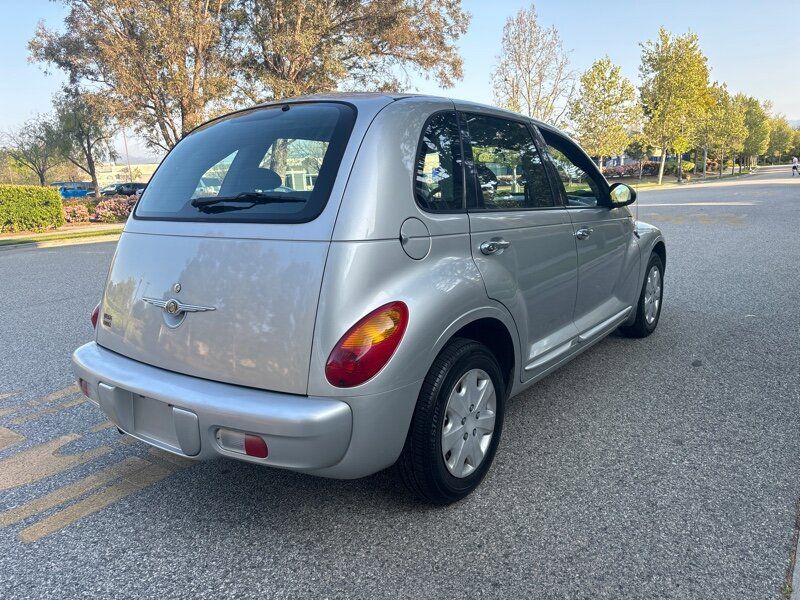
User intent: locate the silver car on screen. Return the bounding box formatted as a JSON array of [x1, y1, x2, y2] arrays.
[[72, 94, 665, 504]]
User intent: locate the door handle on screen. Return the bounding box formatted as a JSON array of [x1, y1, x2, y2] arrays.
[[480, 238, 511, 255], [575, 227, 593, 240]]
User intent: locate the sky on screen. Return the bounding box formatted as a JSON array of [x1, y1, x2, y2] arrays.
[[1, 0, 797, 161]]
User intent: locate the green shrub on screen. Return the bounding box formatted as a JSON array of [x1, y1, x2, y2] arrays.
[[664, 160, 695, 176], [0, 185, 65, 233]]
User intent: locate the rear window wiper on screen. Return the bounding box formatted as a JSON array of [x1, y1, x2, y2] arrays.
[[191, 191, 306, 208]]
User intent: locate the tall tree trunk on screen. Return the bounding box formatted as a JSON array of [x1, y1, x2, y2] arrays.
[[657, 149, 667, 185], [702, 147, 708, 179], [693, 148, 698, 175], [719, 151, 724, 179], [269, 139, 289, 182], [597, 156, 603, 170], [86, 151, 101, 199], [677, 152, 683, 184]]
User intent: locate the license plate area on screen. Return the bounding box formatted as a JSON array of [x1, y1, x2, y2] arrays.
[[133, 394, 179, 449]]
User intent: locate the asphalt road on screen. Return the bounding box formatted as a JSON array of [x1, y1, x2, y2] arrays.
[[1, 165, 799, 598]]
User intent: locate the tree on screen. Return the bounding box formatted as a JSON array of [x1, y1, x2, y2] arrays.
[[491, 3, 574, 126], [639, 28, 710, 184], [568, 57, 639, 169], [3, 116, 62, 185], [736, 95, 771, 169], [31, 0, 238, 151], [791, 129, 800, 159], [53, 90, 117, 197], [625, 133, 654, 180], [234, 0, 470, 101], [705, 85, 746, 178], [767, 115, 793, 163]]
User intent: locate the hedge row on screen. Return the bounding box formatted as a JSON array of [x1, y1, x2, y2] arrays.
[[0, 185, 65, 233]]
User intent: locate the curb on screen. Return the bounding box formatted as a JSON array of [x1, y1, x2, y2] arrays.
[[0, 234, 121, 253], [634, 169, 759, 192]]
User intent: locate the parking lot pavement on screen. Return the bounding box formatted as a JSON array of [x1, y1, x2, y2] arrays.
[[1, 165, 799, 598]]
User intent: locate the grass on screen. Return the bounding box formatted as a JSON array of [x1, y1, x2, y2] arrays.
[[0, 225, 123, 247]]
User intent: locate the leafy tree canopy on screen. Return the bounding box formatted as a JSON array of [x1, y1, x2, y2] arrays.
[[569, 57, 639, 166]]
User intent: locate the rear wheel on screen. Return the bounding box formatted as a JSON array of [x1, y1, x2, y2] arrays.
[[621, 253, 664, 338], [398, 338, 505, 504]]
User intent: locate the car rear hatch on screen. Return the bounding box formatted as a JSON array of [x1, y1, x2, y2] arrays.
[[95, 97, 391, 395]]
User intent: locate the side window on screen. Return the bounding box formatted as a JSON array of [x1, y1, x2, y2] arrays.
[[542, 132, 604, 208], [260, 138, 329, 192], [193, 151, 237, 198], [463, 113, 554, 210], [414, 111, 464, 212]]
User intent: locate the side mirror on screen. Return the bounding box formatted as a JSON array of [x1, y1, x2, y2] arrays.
[[608, 182, 636, 207]]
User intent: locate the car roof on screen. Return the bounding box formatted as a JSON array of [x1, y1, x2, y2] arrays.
[[253, 92, 554, 130]]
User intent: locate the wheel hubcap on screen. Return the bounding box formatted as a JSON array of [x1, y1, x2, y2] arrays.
[[644, 266, 662, 325], [441, 368, 496, 478]]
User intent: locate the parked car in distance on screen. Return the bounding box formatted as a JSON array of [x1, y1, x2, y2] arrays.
[[101, 182, 147, 196], [73, 93, 665, 504], [53, 181, 95, 199]]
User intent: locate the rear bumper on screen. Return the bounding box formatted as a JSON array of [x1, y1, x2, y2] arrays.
[[72, 343, 421, 478]]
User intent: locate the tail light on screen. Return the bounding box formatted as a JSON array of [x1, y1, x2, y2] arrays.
[[90, 303, 100, 329], [325, 301, 408, 388], [215, 428, 269, 459]]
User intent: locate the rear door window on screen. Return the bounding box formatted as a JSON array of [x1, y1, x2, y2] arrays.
[[462, 113, 555, 210], [135, 102, 356, 223]]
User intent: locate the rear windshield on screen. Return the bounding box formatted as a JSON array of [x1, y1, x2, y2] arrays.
[[134, 102, 356, 223]]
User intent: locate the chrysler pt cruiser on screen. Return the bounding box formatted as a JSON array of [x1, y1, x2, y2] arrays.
[[72, 93, 665, 504]]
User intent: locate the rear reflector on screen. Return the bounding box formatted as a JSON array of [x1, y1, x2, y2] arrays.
[[215, 428, 268, 459], [244, 434, 268, 458], [90, 303, 100, 329], [78, 378, 90, 397]]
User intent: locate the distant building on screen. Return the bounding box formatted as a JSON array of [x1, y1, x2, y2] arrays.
[[96, 162, 160, 186]]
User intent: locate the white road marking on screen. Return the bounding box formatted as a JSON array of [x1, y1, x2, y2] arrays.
[[638, 202, 756, 207]]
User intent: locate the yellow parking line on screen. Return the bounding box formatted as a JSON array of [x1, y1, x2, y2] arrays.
[[0, 457, 149, 527], [19, 461, 174, 543], [148, 447, 196, 468], [0, 434, 111, 492], [28, 384, 79, 406], [89, 421, 115, 432], [10, 398, 87, 425], [0, 407, 16, 418], [0, 391, 19, 402], [0, 426, 25, 451]]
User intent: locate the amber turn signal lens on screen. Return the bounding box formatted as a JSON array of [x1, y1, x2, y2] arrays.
[[325, 301, 409, 387]]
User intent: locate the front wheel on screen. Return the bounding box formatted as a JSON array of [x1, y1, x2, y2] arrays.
[[398, 338, 505, 505], [621, 252, 664, 338]]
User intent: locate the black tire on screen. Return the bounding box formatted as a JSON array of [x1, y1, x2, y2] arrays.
[[620, 252, 664, 338], [397, 338, 505, 505]]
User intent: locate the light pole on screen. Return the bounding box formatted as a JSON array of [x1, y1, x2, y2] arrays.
[[121, 128, 133, 183]]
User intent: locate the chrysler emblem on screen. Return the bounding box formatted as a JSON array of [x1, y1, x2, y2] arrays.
[[142, 297, 216, 315]]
